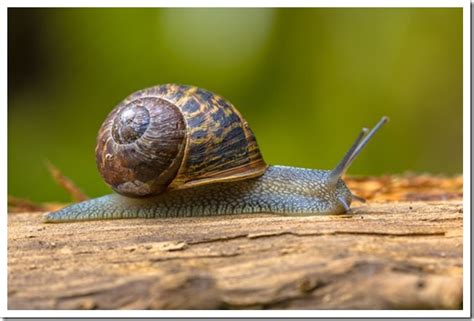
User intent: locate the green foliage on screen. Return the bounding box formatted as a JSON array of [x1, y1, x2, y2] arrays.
[[8, 8, 463, 202]]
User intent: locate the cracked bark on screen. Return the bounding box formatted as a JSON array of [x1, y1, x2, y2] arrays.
[[8, 197, 463, 309]]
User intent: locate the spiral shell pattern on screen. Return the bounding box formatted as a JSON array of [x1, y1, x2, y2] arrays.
[[96, 84, 267, 197]]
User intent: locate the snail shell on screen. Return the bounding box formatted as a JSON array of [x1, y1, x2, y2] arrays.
[[96, 84, 268, 197]]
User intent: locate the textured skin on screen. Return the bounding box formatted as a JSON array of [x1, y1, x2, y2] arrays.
[[44, 166, 353, 222]]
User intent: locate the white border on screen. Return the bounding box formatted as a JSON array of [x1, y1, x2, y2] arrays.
[[3, 0, 471, 318], [462, 0, 471, 317]]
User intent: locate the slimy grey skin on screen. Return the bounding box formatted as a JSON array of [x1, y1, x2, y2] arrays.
[[44, 116, 388, 222], [45, 167, 349, 221]]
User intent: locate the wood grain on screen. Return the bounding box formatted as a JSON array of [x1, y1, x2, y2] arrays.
[[8, 197, 463, 310]]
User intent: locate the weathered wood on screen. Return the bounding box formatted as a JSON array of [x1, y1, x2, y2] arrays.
[[8, 197, 463, 309]]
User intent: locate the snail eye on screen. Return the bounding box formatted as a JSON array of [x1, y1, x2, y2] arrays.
[[112, 105, 150, 144]]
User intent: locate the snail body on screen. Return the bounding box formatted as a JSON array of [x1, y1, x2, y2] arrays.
[[44, 84, 388, 222]]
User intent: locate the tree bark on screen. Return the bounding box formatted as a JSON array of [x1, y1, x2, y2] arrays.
[[8, 176, 463, 310]]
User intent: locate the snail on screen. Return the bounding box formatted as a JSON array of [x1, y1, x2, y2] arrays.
[[44, 84, 388, 222]]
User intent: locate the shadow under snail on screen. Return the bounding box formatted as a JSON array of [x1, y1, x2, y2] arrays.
[[44, 84, 388, 222]]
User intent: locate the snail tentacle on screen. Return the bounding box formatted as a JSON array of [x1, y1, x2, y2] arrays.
[[44, 84, 388, 222]]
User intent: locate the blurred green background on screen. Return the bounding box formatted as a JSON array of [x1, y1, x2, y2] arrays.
[[8, 8, 463, 202]]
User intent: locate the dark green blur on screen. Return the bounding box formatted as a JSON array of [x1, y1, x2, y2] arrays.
[[8, 8, 463, 202]]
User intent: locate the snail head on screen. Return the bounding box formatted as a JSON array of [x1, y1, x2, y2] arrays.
[[327, 116, 389, 211]]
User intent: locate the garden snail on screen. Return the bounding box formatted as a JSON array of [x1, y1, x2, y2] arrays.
[[44, 84, 388, 222]]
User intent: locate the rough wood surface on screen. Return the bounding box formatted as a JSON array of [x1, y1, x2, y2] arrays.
[[8, 175, 463, 310]]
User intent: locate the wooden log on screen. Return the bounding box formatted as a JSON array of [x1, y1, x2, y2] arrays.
[[8, 176, 463, 310]]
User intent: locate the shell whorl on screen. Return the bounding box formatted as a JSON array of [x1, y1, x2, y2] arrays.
[[96, 96, 186, 197], [96, 84, 267, 197]]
